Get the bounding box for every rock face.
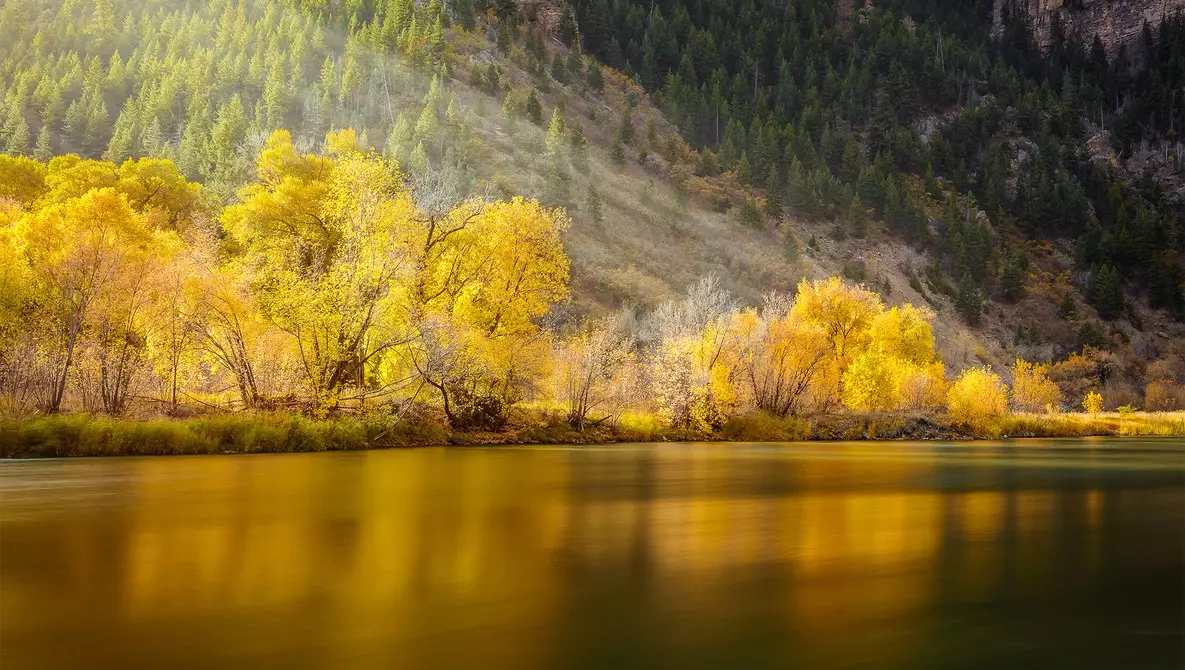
[1001,0,1185,54]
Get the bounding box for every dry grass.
[998,411,1185,438]
[3,409,1182,459]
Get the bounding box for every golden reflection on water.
[2,442,1182,670]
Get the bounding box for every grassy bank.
[3,410,1184,458]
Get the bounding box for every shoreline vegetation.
[5,148,1185,459]
[3,410,1184,459]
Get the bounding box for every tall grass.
[2,410,1182,458]
[998,411,1185,438]
[0,413,449,458]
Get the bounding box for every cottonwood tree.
[13,188,154,412]
[730,304,831,417]
[400,196,570,427]
[555,310,636,429]
[223,130,419,410]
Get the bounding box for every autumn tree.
[12,188,154,412]
[1011,359,1061,412]
[947,367,1009,426]
[223,130,419,409]
[555,311,636,429]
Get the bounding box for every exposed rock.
[1002,0,1185,56]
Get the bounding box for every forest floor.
[2,411,1183,458]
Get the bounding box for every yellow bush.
[841,353,945,411]
[1083,391,1104,414]
[841,351,898,411]
[947,367,1008,426]
[1011,359,1061,412]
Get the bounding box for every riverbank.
[2,410,1184,458]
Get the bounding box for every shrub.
[1145,380,1182,411]
[1011,359,1061,412]
[947,367,1008,426]
[1082,391,1104,414]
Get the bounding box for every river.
[1,439,1182,669]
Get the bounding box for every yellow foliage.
[841,351,899,411]
[1011,359,1061,412]
[1083,390,1104,414]
[867,304,936,364]
[790,277,881,361]
[947,367,1009,426]
[842,351,945,411]
[0,155,47,207]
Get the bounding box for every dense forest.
[568,0,1185,316]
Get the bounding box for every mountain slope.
[1,0,1183,388]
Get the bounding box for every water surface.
[2,439,1183,669]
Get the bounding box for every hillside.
[1,0,1184,402]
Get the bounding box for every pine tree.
[385,112,413,165]
[1059,291,1078,319]
[454,0,475,30]
[263,60,288,130]
[497,21,512,54]
[33,124,54,161]
[1001,250,1029,302]
[1091,263,1123,319]
[618,111,634,146]
[611,139,626,167]
[206,95,248,186]
[764,165,783,219]
[586,184,603,223]
[414,103,439,150]
[83,100,110,155]
[140,116,164,156]
[587,62,604,93]
[847,193,867,238]
[6,115,30,155]
[550,54,570,85]
[956,273,982,325]
[410,141,429,174]
[525,89,542,125]
[544,109,569,203]
[559,7,578,45]
[104,105,137,164]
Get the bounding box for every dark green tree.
[956,273,983,325]
[1091,263,1124,319]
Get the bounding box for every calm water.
[2,440,1183,669]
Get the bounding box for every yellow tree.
[732,306,831,417]
[554,312,635,429]
[13,188,152,412]
[1011,359,1061,412]
[0,155,48,208]
[842,304,944,411]
[647,276,742,429]
[223,130,418,408]
[186,263,270,409]
[115,158,204,233]
[402,196,570,427]
[0,217,35,414]
[947,367,1009,426]
[790,277,883,405]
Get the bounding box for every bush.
[1145,380,1183,411]
[721,412,810,441]
[1083,391,1104,414]
[1011,359,1060,412]
[947,367,1008,426]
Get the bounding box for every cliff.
[999,0,1185,54]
